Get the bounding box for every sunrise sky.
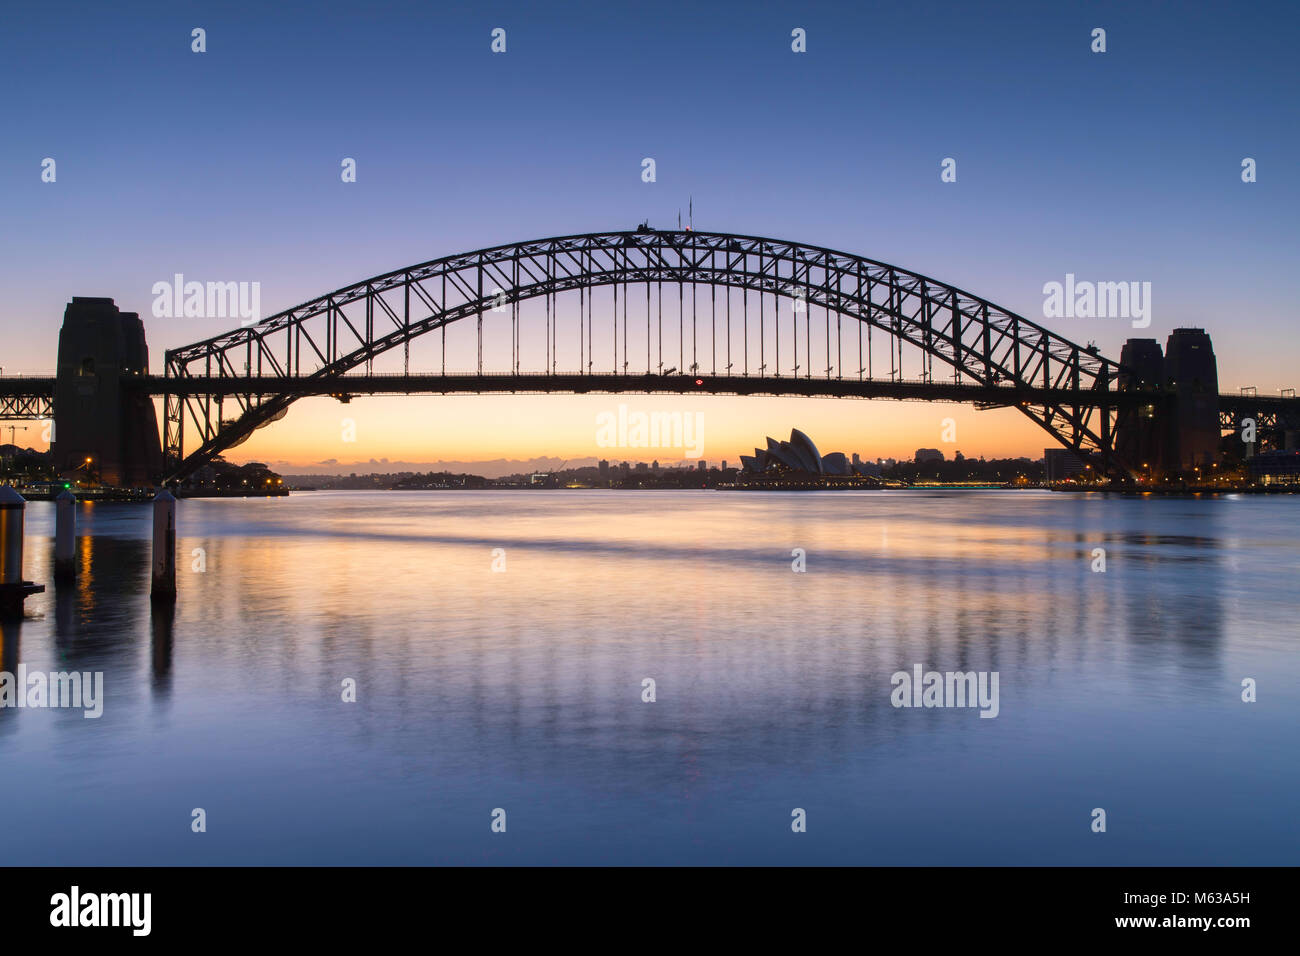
[2,0,1296,471]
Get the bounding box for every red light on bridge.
[695,378,703,386]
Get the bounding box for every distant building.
[696,460,706,471]
[1044,448,1086,481]
[599,459,609,479]
[721,460,728,470]
[915,448,944,464]
[1248,450,1300,485]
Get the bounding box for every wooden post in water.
[150,490,176,602]
[0,486,45,616]
[55,489,76,583]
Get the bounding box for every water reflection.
[150,602,174,699]
[0,491,1292,865]
[0,617,20,738]
[48,534,150,674]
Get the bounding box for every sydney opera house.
[740,429,876,477]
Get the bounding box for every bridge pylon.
[53,297,164,486]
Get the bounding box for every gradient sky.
[2,0,1296,469]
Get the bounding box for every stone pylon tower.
[1115,329,1222,478]
[52,297,164,486]
[1116,337,1167,474]
[1164,328,1220,472]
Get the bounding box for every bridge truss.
[163,229,1138,483]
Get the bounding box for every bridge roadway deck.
[0,373,1293,414]
[135,372,1145,407]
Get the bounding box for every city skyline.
[248,445,1039,481]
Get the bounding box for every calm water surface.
[1,490,1295,864]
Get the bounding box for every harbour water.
[1,490,1295,865]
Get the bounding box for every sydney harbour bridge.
[1,228,1295,485]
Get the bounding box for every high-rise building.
[1044,448,1086,481]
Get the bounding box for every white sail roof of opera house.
[740,429,865,477]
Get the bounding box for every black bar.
[1,866,1279,942]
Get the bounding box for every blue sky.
[1,0,1296,463]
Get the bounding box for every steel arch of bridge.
[163,229,1134,483]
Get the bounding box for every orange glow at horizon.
[198,393,1053,469]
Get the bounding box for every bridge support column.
[0,487,45,616]
[150,491,176,603]
[53,297,164,487]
